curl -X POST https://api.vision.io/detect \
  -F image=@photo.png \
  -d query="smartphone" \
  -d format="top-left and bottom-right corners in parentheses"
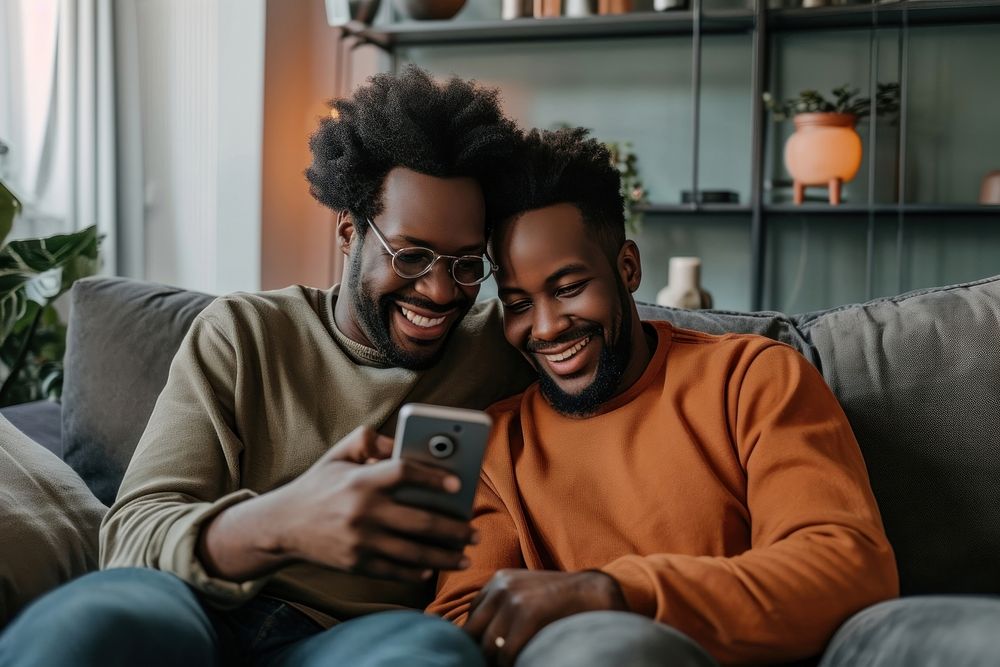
top-left (391, 403), bottom-right (493, 520)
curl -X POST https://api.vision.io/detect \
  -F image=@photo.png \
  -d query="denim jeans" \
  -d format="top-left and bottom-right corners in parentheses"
top-left (0, 568), bottom-right (483, 667)
top-left (517, 611), bottom-right (718, 667)
top-left (820, 596), bottom-right (1000, 667)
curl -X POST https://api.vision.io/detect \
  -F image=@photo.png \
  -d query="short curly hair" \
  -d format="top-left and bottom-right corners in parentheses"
top-left (306, 65), bottom-right (519, 237)
top-left (490, 127), bottom-right (625, 258)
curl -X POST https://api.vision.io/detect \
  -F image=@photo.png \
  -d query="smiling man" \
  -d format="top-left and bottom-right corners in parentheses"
top-left (429, 128), bottom-right (899, 667)
top-left (0, 67), bottom-right (534, 667)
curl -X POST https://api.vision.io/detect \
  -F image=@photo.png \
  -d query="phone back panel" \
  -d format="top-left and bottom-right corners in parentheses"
top-left (392, 405), bottom-right (492, 520)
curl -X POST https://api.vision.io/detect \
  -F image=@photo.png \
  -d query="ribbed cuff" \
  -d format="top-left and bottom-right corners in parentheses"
top-left (161, 489), bottom-right (270, 607)
top-left (601, 555), bottom-right (658, 618)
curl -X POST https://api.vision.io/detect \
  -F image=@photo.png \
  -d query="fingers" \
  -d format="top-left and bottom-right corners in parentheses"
top-left (326, 426), bottom-right (395, 464)
top-left (362, 530), bottom-right (470, 572)
top-left (355, 555), bottom-right (435, 583)
top-left (464, 583), bottom-right (502, 640)
top-left (368, 499), bottom-right (475, 549)
top-left (480, 603), bottom-right (522, 667)
top-left (360, 458), bottom-right (462, 494)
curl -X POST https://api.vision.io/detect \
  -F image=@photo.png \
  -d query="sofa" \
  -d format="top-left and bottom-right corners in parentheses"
top-left (2, 274), bottom-right (999, 641)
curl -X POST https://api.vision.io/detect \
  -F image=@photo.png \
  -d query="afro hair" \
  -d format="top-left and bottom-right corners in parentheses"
top-left (306, 65), bottom-right (519, 236)
top-left (490, 127), bottom-right (626, 259)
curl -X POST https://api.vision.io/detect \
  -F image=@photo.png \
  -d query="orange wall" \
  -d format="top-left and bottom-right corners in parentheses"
top-left (260, 0), bottom-right (344, 290)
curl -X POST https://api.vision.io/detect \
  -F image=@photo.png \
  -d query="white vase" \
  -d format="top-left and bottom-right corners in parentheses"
top-left (656, 257), bottom-right (713, 310)
top-left (502, 0), bottom-right (531, 18)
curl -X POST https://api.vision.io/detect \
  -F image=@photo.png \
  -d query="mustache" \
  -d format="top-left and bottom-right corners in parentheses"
top-left (389, 294), bottom-right (466, 315)
top-left (526, 323), bottom-right (602, 354)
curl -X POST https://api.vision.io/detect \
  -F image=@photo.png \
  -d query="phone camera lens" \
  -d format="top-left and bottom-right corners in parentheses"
top-left (428, 435), bottom-right (455, 459)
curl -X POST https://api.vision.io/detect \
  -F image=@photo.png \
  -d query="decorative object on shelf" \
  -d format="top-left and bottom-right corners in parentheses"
top-left (605, 140), bottom-right (649, 232)
top-left (681, 190), bottom-right (739, 205)
top-left (980, 171), bottom-right (1000, 205)
top-left (598, 0), bottom-right (632, 14)
top-left (326, 0), bottom-right (382, 26)
top-left (654, 0), bottom-right (687, 10)
top-left (784, 113), bottom-right (860, 205)
top-left (533, 0), bottom-right (562, 17)
top-left (764, 84), bottom-right (900, 205)
top-left (395, 0), bottom-right (466, 20)
top-left (565, 0), bottom-right (595, 17)
top-left (656, 257), bottom-right (713, 310)
top-left (502, 0), bottom-right (532, 19)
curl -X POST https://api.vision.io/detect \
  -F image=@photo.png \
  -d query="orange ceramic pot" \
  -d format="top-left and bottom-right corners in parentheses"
top-left (784, 112), bottom-right (862, 205)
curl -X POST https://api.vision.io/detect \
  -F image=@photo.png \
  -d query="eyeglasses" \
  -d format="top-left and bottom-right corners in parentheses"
top-left (365, 218), bottom-right (498, 286)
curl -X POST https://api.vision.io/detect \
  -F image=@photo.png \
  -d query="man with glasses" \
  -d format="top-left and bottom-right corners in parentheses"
top-left (0, 67), bottom-right (532, 667)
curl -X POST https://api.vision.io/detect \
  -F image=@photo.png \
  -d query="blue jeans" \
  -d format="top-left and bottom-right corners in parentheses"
top-left (0, 568), bottom-right (483, 667)
top-left (517, 611), bottom-right (717, 667)
top-left (820, 596), bottom-right (1000, 667)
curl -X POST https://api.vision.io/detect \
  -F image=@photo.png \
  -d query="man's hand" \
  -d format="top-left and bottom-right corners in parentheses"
top-left (198, 425), bottom-right (476, 583)
top-left (464, 569), bottom-right (628, 666)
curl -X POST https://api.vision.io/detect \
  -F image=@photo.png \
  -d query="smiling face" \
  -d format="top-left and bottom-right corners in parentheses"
top-left (494, 203), bottom-right (649, 417)
top-left (336, 167), bottom-right (487, 369)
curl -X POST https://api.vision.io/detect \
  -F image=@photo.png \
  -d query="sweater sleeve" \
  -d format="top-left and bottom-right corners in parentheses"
top-left (99, 305), bottom-right (268, 606)
top-left (427, 475), bottom-right (524, 624)
top-left (601, 343), bottom-right (899, 665)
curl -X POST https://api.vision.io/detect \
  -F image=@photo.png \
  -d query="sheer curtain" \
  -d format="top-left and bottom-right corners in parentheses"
top-left (0, 0), bottom-right (118, 273)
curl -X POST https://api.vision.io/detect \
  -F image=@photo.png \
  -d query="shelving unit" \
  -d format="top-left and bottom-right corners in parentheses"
top-left (341, 1), bottom-right (1000, 311)
top-left (347, 10), bottom-right (754, 47)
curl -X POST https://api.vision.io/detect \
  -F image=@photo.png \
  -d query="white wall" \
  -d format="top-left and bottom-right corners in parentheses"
top-left (129, 0), bottom-right (264, 294)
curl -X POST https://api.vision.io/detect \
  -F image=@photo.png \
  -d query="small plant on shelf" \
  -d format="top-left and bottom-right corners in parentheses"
top-left (605, 140), bottom-right (649, 233)
top-left (762, 83), bottom-right (900, 123)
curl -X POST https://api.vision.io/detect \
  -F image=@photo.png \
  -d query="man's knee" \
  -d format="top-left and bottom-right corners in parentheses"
top-left (0, 568), bottom-right (219, 667)
top-left (821, 596), bottom-right (1000, 667)
top-left (368, 611), bottom-right (482, 666)
top-left (285, 610), bottom-right (482, 667)
top-left (517, 611), bottom-right (717, 667)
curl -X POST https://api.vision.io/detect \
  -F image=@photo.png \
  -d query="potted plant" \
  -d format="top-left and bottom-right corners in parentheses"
top-left (605, 140), bottom-right (650, 233)
top-left (763, 83), bottom-right (900, 205)
top-left (0, 141), bottom-right (100, 406)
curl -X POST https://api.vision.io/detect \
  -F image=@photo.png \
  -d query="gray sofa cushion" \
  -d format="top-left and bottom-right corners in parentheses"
top-left (636, 302), bottom-right (814, 363)
top-left (62, 277), bottom-right (214, 506)
top-left (797, 276), bottom-right (1000, 596)
top-left (0, 415), bottom-right (107, 628)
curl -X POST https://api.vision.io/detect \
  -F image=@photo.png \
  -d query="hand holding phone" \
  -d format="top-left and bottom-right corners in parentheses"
top-left (392, 403), bottom-right (492, 520)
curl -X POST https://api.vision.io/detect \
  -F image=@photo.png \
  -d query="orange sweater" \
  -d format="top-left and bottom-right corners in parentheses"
top-left (429, 322), bottom-right (898, 665)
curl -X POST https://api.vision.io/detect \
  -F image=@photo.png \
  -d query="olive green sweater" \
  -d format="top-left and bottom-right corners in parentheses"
top-left (100, 285), bottom-right (533, 622)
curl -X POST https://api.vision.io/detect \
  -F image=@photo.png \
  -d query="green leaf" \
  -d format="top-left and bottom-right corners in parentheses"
top-left (0, 289), bottom-right (27, 343)
top-left (0, 225), bottom-right (99, 275)
top-left (0, 180), bottom-right (20, 247)
top-left (0, 225), bottom-right (99, 404)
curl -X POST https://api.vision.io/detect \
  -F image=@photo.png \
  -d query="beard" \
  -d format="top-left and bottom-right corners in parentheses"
top-left (531, 281), bottom-right (634, 418)
top-left (349, 248), bottom-right (471, 370)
